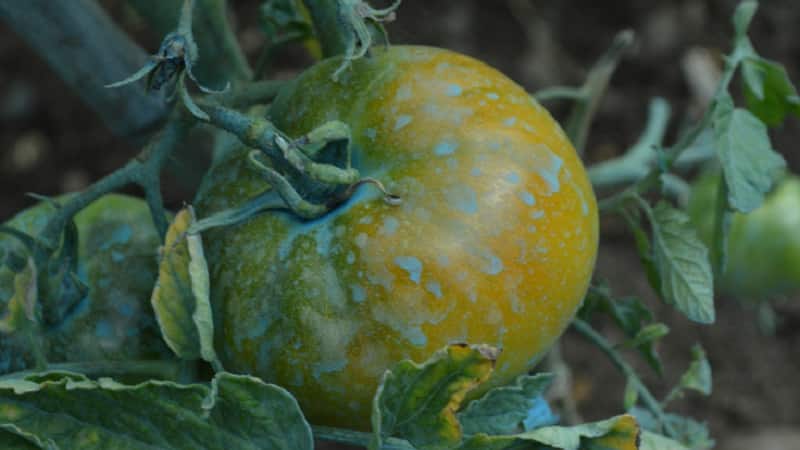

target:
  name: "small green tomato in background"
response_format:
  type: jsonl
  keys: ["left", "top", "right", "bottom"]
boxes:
{"left": 689, "top": 172, "right": 800, "bottom": 298}
{"left": 196, "top": 46, "right": 599, "bottom": 429}
{"left": 0, "top": 194, "right": 172, "bottom": 373}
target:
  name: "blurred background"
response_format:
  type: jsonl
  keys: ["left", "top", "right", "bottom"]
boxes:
{"left": 1, "top": 1, "right": 799, "bottom": 448}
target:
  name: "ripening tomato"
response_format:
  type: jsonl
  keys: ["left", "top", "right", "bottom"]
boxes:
{"left": 0, "top": 194, "right": 172, "bottom": 373}
{"left": 689, "top": 172, "right": 800, "bottom": 298}
{"left": 195, "top": 46, "right": 598, "bottom": 429}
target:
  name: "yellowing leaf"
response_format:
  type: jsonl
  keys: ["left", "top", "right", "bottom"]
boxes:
{"left": 151, "top": 206, "right": 220, "bottom": 369}
{"left": 371, "top": 344, "right": 498, "bottom": 450}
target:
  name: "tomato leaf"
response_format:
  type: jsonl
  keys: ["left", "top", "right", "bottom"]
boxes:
{"left": 151, "top": 206, "right": 220, "bottom": 369}
{"left": 712, "top": 94, "right": 785, "bottom": 213}
{"left": 458, "top": 414, "right": 640, "bottom": 450}
{"left": 580, "top": 285, "right": 664, "bottom": 374}
{"left": 732, "top": 1, "right": 758, "bottom": 39}
{"left": 0, "top": 371, "right": 313, "bottom": 450}
{"left": 630, "top": 407, "right": 713, "bottom": 450}
{"left": 0, "top": 258, "right": 38, "bottom": 334}
{"left": 741, "top": 57, "right": 800, "bottom": 126}
{"left": 639, "top": 431, "right": 689, "bottom": 450}
{"left": 457, "top": 373, "right": 554, "bottom": 436}
{"left": 650, "top": 203, "right": 715, "bottom": 324}
{"left": 677, "top": 345, "right": 712, "bottom": 396}
{"left": 370, "top": 344, "right": 498, "bottom": 450}
{"left": 0, "top": 429, "right": 39, "bottom": 450}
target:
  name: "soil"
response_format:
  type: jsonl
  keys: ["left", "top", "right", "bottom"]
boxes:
{"left": 1, "top": 1, "right": 799, "bottom": 448}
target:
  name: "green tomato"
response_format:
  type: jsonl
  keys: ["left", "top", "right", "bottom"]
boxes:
{"left": 689, "top": 172, "right": 800, "bottom": 298}
{"left": 196, "top": 45, "right": 598, "bottom": 429}
{"left": 0, "top": 194, "right": 172, "bottom": 373}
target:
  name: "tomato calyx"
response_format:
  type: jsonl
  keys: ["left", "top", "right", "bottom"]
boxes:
{"left": 330, "top": 0, "right": 400, "bottom": 80}
{"left": 193, "top": 104, "right": 400, "bottom": 228}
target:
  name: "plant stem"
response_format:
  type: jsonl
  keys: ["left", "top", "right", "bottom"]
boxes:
{"left": 225, "top": 80, "right": 289, "bottom": 107}
{"left": 534, "top": 86, "right": 586, "bottom": 102}
{"left": 565, "top": 30, "right": 634, "bottom": 155}
{"left": 302, "top": 0, "right": 350, "bottom": 57}
{"left": 312, "top": 426, "right": 414, "bottom": 450}
{"left": 37, "top": 112, "right": 191, "bottom": 251}
{"left": 596, "top": 32, "right": 746, "bottom": 214}
{"left": 571, "top": 318, "right": 678, "bottom": 438}
{"left": 127, "top": 0, "right": 252, "bottom": 84}
{"left": 0, "top": 0, "right": 167, "bottom": 141}
{"left": 588, "top": 97, "right": 671, "bottom": 189}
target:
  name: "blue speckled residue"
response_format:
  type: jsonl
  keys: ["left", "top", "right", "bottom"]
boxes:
{"left": 394, "top": 256, "right": 422, "bottom": 284}
{"left": 434, "top": 140, "right": 458, "bottom": 156}
{"left": 425, "top": 281, "right": 443, "bottom": 298}
{"left": 538, "top": 152, "right": 564, "bottom": 193}
{"left": 446, "top": 83, "right": 463, "bottom": 96}
{"left": 381, "top": 217, "right": 399, "bottom": 235}
{"left": 350, "top": 284, "right": 366, "bottom": 303}
{"left": 100, "top": 224, "right": 132, "bottom": 250}
{"left": 446, "top": 186, "right": 478, "bottom": 215}
{"left": 505, "top": 172, "right": 520, "bottom": 184}
{"left": 519, "top": 191, "right": 536, "bottom": 206}
{"left": 481, "top": 251, "right": 504, "bottom": 275}
{"left": 406, "top": 326, "right": 428, "bottom": 347}
{"left": 95, "top": 320, "right": 113, "bottom": 339}
{"left": 394, "top": 115, "right": 412, "bottom": 130}
{"left": 313, "top": 359, "right": 348, "bottom": 380}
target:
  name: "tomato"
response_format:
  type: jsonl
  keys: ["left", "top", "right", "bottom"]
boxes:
{"left": 689, "top": 172, "right": 800, "bottom": 298}
{"left": 195, "top": 46, "right": 598, "bottom": 429}
{"left": 0, "top": 194, "right": 172, "bottom": 373}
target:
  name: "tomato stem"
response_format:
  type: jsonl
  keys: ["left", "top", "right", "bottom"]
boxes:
{"left": 571, "top": 318, "right": 679, "bottom": 438}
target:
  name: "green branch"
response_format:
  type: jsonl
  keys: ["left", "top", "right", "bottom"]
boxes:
{"left": 37, "top": 112, "right": 191, "bottom": 251}
{"left": 588, "top": 97, "right": 671, "bottom": 189}
{"left": 0, "top": 0, "right": 167, "bottom": 141}
{"left": 562, "top": 30, "right": 634, "bottom": 154}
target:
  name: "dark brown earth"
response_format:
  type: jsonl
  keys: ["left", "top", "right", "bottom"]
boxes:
{"left": 1, "top": 1, "right": 799, "bottom": 448}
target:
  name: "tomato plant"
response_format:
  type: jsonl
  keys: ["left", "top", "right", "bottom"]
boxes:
{"left": 689, "top": 172, "right": 800, "bottom": 298}
{"left": 1, "top": 1, "right": 794, "bottom": 448}
{"left": 0, "top": 195, "right": 172, "bottom": 373}
{"left": 195, "top": 45, "right": 599, "bottom": 429}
